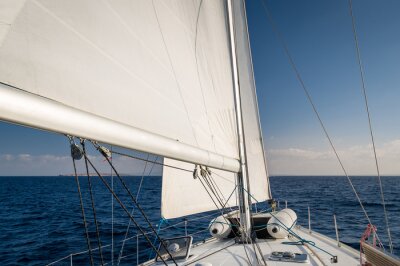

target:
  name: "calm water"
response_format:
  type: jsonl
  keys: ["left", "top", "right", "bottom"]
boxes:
{"left": 0, "top": 176, "right": 399, "bottom": 265}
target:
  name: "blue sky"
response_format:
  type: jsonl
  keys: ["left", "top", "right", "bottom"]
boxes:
{"left": 248, "top": 0, "right": 400, "bottom": 175}
{"left": 1, "top": 0, "right": 400, "bottom": 175}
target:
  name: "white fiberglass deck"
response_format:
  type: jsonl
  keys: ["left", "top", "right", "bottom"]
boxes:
{"left": 143, "top": 226, "right": 360, "bottom": 266}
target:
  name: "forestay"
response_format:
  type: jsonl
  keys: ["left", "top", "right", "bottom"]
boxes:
{"left": 162, "top": 0, "right": 270, "bottom": 219}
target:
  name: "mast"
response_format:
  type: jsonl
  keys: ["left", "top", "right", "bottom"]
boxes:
{"left": 227, "top": 0, "right": 252, "bottom": 240}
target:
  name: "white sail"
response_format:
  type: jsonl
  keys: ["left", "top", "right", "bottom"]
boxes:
{"left": 232, "top": 0, "right": 271, "bottom": 199}
{"left": 161, "top": 159, "right": 238, "bottom": 219}
{"left": 161, "top": 0, "right": 271, "bottom": 219}
{"left": 0, "top": 0, "right": 270, "bottom": 217}
{"left": 0, "top": 0, "right": 239, "bottom": 170}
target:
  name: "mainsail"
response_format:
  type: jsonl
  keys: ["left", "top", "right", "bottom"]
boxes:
{"left": 0, "top": 0, "right": 270, "bottom": 218}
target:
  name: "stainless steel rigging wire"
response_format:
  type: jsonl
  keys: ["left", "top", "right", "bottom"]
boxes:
{"left": 91, "top": 142, "right": 178, "bottom": 266}
{"left": 117, "top": 154, "right": 157, "bottom": 266}
{"left": 81, "top": 139, "right": 105, "bottom": 265}
{"left": 348, "top": 0, "right": 393, "bottom": 253}
{"left": 81, "top": 151, "right": 171, "bottom": 266}
{"left": 111, "top": 145, "right": 114, "bottom": 266}
{"left": 67, "top": 136, "right": 95, "bottom": 266}
{"left": 259, "top": 0, "right": 375, "bottom": 228}
{"left": 111, "top": 150, "right": 193, "bottom": 173}
{"left": 193, "top": 168, "right": 255, "bottom": 266}
{"left": 107, "top": 153, "right": 264, "bottom": 263}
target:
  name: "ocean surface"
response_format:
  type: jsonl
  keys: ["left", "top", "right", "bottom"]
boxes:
{"left": 0, "top": 176, "right": 399, "bottom": 265}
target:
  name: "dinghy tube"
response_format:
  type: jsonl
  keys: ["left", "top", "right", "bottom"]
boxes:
{"left": 209, "top": 216, "right": 232, "bottom": 239}
{"left": 267, "top": 208, "right": 297, "bottom": 239}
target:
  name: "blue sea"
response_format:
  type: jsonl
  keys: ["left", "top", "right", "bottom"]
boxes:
{"left": 0, "top": 176, "right": 399, "bottom": 265}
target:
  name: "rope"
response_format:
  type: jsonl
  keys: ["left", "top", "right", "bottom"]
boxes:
{"left": 266, "top": 211, "right": 337, "bottom": 259}
{"left": 195, "top": 167, "right": 239, "bottom": 216}
{"left": 91, "top": 142, "right": 178, "bottom": 266}
{"left": 348, "top": 0, "right": 393, "bottom": 253}
{"left": 207, "top": 171, "right": 229, "bottom": 203}
{"left": 191, "top": 211, "right": 336, "bottom": 264}
{"left": 201, "top": 168, "right": 256, "bottom": 213}
{"left": 81, "top": 139, "right": 105, "bottom": 265}
{"left": 199, "top": 168, "right": 226, "bottom": 208}
{"left": 248, "top": 196, "right": 267, "bottom": 265}
{"left": 148, "top": 218, "right": 166, "bottom": 260}
{"left": 117, "top": 154, "right": 156, "bottom": 265}
{"left": 253, "top": 240, "right": 268, "bottom": 266}
{"left": 259, "top": 0, "right": 374, "bottom": 228}
{"left": 91, "top": 144, "right": 257, "bottom": 264}
{"left": 113, "top": 150, "right": 258, "bottom": 205}
{"left": 112, "top": 150, "right": 192, "bottom": 173}
{"left": 81, "top": 151, "right": 170, "bottom": 266}
{"left": 197, "top": 171, "right": 227, "bottom": 215}
{"left": 359, "top": 224, "right": 384, "bottom": 265}
{"left": 204, "top": 168, "right": 237, "bottom": 213}
{"left": 194, "top": 168, "right": 254, "bottom": 265}
{"left": 212, "top": 171, "right": 260, "bottom": 204}
{"left": 118, "top": 149, "right": 249, "bottom": 224}
{"left": 66, "top": 136, "right": 94, "bottom": 266}
{"left": 48, "top": 209, "right": 232, "bottom": 266}
{"left": 110, "top": 145, "right": 114, "bottom": 266}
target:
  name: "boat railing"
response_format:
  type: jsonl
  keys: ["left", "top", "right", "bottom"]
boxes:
{"left": 46, "top": 210, "right": 222, "bottom": 266}
{"left": 47, "top": 201, "right": 357, "bottom": 265}
{"left": 304, "top": 204, "right": 381, "bottom": 250}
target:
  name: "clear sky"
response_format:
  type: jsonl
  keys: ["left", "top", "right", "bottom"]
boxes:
{"left": 1, "top": 0, "right": 400, "bottom": 176}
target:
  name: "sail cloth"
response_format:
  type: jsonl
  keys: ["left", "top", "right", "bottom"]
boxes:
{"left": 0, "top": 0, "right": 239, "bottom": 169}
{"left": 0, "top": 0, "right": 270, "bottom": 218}
{"left": 162, "top": 159, "right": 238, "bottom": 219}
{"left": 161, "top": 0, "right": 271, "bottom": 219}
{"left": 232, "top": 0, "right": 271, "bottom": 199}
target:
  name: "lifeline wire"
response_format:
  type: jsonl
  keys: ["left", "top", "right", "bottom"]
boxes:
{"left": 348, "top": 0, "right": 393, "bottom": 253}
{"left": 81, "top": 152, "right": 170, "bottom": 266}
{"left": 259, "top": 0, "right": 374, "bottom": 228}
{"left": 117, "top": 154, "right": 158, "bottom": 266}
{"left": 110, "top": 149, "right": 260, "bottom": 263}
{"left": 92, "top": 142, "right": 178, "bottom": 266}
{"left": 114, "top": 149, "right": 257, "bottom": 264}
{"left": 117, "top": 153, "right": 150, "bottom": 265}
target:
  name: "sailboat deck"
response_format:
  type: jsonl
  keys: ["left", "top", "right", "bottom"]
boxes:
{"left": 143, "top": 226, "right": 360, "bottom": 266}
